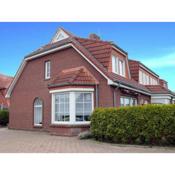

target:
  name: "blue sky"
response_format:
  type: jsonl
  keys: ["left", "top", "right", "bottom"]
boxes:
{"left": 0, "top": 22, "right": 175, "bottom": 91}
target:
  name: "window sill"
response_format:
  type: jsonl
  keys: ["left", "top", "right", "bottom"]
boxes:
{"left": 50, "top": 122, "right": 90, "bottom": 127}
{"left": 34, "top": 124, "right": 43, "bottom": 128}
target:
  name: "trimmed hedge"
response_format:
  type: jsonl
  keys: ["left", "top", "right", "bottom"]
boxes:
{"left": 90, "top": 105, "right": 175, "bottom": 145}
{"left": 0, "top": 110, "right": 9, "bottom": 126}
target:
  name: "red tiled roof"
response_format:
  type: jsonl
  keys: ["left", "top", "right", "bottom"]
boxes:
{"left": 74, "top": 37, "right": 112, "bottom": 69}
{"left": 145, "top": 85, "right": 174, "bottom": 95}
{"left": 109, "top": 72, "right": 149, "bottom": 92}
{"left": 49, "top": 66, "right": 99, "bottom": 88}
{"left": 24, "top": 29, "right": 151, "bottom": 94}
{"left": 0, "top": 74, "right": 13, "bottom": 89}
{"left": 0, "top": 90, "right": 8, "bottom": 107}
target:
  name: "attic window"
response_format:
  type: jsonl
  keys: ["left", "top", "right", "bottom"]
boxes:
{"left": 56, "top": 33, "right": 65, "bottom": 41}
{"left": 51, "top": 29, "right": 69, "bottom": 43}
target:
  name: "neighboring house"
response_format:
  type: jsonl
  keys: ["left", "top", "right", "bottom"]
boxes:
{"left": 5, "top": 28, "right": 174, "bottom": 136}
{"left": 0, "top": 74, "right": 13, "bottom": 110}
{"left": 129, "top": 60, "right": 175, "bottom": 104}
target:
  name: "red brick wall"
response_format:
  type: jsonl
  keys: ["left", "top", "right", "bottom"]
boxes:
{"left": 9, "top": 47, "right": 114, "bottom": 132}
{"left": 9, "top": 47, "right": 150, "bottom": 135}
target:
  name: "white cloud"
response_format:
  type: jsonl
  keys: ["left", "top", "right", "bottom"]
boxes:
{"left": 140, "top": 51, "right": 175, "bottom": 69}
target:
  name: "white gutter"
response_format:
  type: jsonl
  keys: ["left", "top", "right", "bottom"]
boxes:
{"left": 108, "top": 80, "right": 151, "bottom": 96}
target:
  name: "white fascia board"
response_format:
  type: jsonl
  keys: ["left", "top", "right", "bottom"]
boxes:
{"left": 6, "top": 43, "right": 112, "bottom": 98}
{"left": 151, "top": 94, "right": 172, "bottom": 99}
{"left": 25, "top": 44, "right": 72, "bottom": 61}
{"left": 140, "top": 64, "right": 159, "bottom": 78}
{"left": 108, "top": 80, "right": 151, "bottom": 96}
{"left": 5, "top": 60, "right": 26, "bottom": 98}
{"left": 112, "top": 46, "right": 127, "bottom": 56}
{"left": 49, "top": 88, "right": 94, "bottom": 94}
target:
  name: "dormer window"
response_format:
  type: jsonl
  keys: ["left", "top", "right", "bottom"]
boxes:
{"left": 112, "top": 55, "right": 125, "bottom": 77}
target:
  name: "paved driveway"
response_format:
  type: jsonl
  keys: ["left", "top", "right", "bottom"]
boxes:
{"left": 0, "top": 128, "right": 175, "bottom": 153}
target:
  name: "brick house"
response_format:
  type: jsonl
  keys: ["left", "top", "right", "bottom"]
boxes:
{"left": 6, "top": 28, "right": 175, "bottom": 136}
{"left": 129, "top": 60, "right": 175, "bottom": 104}
{"left": 0, "top": 74, "right": 13, "bottom": 110}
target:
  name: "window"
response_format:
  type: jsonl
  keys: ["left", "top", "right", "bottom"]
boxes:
{"left": 139, "top": 70, "right": 158, "bottom": 85}
{"left": 52, "top": 90, "right": 93, "bottom": 124}
{"left": 34, "top": 98, "right": 43, "bottom": 126}
{"left": 45, "top": 61, "right": 51, "bottom": 79}
{"left": 55, "top": 93, "right": 70, "bottom": 122}
{"left": 112, "top": 56, "right": 125, "bottom": 77}
{"left": 112, "top": 56, "right": 118, "bottom": 74}
{"left": 76, "top": 93, "right": 92, "bottom": 121}
{"left": 119, "top": 60, "right": 125, "bottom": 76}
{"left": 120, "top": 97, "right": 137, "bottom": 107}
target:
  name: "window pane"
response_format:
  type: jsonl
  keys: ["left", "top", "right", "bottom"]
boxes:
{"left": 54, "top": 93, "right": 70, "bottom": 122}
{"left": 125, "top": 98, "right": 130, "bottom": 106}
{"left": 75, "top": 92, "right": 92, "bottom": 122}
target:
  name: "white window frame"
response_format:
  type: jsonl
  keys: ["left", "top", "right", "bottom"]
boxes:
{"left": 45, "top": 61, "right": 51, "bottom": 79}
{"left": 120, "top": 96, "right": 137, "bottom": 106}
{"left": 50, "top": 88, "right": 94, "bottom": 125}
{"left": 34, "top": 98, "right": 43, "bottom": 126}
{"left": 119, "top": 59, "right": 125, "bottom": 77}
{"left": 112, "top": 55, "right": 125, "bottom": 77}
{"left": 112, "top": 56, "right": 118, "bottom": 74}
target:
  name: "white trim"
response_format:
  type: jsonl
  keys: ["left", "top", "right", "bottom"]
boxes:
{"left": 49, "top": 88, "right": 94, "bottom": 94}
{"left": 5, "top": 60, "right": 26, "bottom": 98}
{"left": 151, "top": 94, "right": 174, "bottom": 98}
{"left": 112, "top": 46, "right": 127, "bottom": 56}
{"left": 51, "top": 28, "right": 69, "bottom": 43}
{"left": 51, "top": 91, "right": 93, "bottom": 125}
{"left": 6, "top": 43, "right": 111, "bottom": 98}
{"left": 108, "top": 80, "right": 151, "bottom": 96}
{"left": 45, "top": 61, "right": 51, "bottom": 79}
{"left": 25, "top": 44, "right": 72, "bottom": 61}
{"left": 140, "top": 64, "right": 159, "bottom": 78}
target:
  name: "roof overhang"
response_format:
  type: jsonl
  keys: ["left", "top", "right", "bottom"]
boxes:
{"left": 108, "top": 80, "right": 151, "bottom": 96}
{"left": 151, "top": 93, "right": 175, "bottom": 99}
{"left": 6, "top": 41, "right": 151, "bottom": 98}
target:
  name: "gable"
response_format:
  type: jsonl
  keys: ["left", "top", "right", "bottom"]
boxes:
{"left": 51, "top": 28, "right": 70, "bottom": 43}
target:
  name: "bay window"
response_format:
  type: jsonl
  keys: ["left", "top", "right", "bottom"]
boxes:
{"left": 51, "top": 89, "right": 94, "bottom": 124}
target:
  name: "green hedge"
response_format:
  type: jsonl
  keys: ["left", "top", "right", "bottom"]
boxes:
{"left": 0, "top": 110, "right": 9, "bottom": 126}
{"left": 90, "top": 105, "right": 175, "bottom": 145}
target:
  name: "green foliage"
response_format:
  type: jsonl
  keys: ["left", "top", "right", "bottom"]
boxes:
{"left": 0, "top": 110, "right": 9, "bottom": 126}
{"left": 90, "top": 104, "right": 175, "bottom": 145}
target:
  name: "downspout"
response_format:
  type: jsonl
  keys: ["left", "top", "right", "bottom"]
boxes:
{"left": 113, "top": 83, "right": 120, "bottom": 107}
{"left": 95, "top": 84, "right": 99, "bottom": 108}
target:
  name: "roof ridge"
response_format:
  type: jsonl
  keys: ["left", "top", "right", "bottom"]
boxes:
{"left": 74, "top": 36, "right": 111, "bottom": 44}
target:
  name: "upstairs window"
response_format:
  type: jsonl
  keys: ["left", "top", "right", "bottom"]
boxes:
{"left": 112, "top": 56, "right": 125, "bottom": 77}
{"left": 45, "top": 61, "right": 51, "bottom": 79}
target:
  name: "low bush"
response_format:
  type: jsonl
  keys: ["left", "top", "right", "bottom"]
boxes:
{"left": 0, "top": 110, "right": 9, "bottom": 126}
{"left": 78, "top": 131, "right": 93, "bottom": 140}
{"left": 90, "top": 105, "right": 175, "bottom": 145}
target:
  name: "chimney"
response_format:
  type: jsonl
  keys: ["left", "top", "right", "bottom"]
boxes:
{"left": 89, "top": 33, "right": 100, "bottom": 40}
{"left": 159, "top": 79, "right": 168, "bottom": 89}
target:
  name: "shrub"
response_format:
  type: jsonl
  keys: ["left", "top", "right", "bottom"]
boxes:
{"left": 90, "top": 105, "right": 175, "bottom": 145}
{"left": 0, "top": 110, "right": 9, "bottom": 126}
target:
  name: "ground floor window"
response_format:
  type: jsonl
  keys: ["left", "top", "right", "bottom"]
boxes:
{"left": 51, "top": 89, "right": 94, "bottom": 124}
{"left": 120, "top": 96, "right": 137, "bottom": 106}
{"left": 34, "top": 98, "right": 43, "bottom": 126}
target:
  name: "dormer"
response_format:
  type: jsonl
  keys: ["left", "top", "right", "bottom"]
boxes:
{"left": 111, "top": 48, "right": 130, "bottom": 79}
{"left": 51, "top": 28, "right": 70, "bottom": 43}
